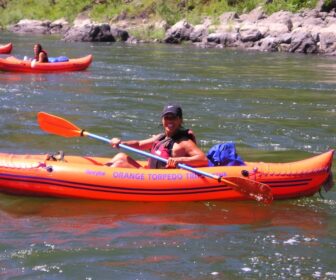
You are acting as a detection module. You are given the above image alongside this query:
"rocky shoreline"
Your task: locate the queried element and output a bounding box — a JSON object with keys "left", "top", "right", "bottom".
{"left": 6, "top": 3, "right": 336, "bottom": 56}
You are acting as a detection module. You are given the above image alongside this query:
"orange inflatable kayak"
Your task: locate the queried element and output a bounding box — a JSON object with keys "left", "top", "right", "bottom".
{"left": 0, "top": 150, "right": 333, "bottom": 201}
{"left": 0, "top": 54, "right": 92, "bottom": 72}
{"left": 0, "top": 43, "right": 12, "bottom": 54}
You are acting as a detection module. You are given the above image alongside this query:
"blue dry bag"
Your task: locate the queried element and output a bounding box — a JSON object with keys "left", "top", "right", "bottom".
{"left": 48, "top": 56, "right": 69, "bottom": 63}
{"left": 207, "top": 142, "right": 245, "bottom": 166}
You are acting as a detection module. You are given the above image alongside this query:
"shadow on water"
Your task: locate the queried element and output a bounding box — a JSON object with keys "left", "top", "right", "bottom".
{"left": 0, "top": 193, "right": 329, "bottom": 233}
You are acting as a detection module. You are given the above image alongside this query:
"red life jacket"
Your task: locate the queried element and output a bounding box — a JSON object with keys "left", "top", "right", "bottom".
{"left": 148, "top": 129, "right": 196, "bottom": 169}
{"left": 35, "top": 49, "right": 49, "bottom": 62}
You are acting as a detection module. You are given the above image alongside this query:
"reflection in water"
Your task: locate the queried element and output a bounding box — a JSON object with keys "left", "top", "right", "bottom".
{"left": 0, "top": 194, "right": 331, "bottom": 278}
{"left": 0, "top": 195, "right": 327, "bottom": 232}
{"left": 0, "top": 71, "right": 94, "bottom": 93}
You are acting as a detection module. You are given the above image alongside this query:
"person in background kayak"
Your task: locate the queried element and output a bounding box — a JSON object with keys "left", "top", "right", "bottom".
{"left": 107, "top": 104, "right": 208, "bottom": 169}
{"left": 33, "top": 43, "right": 48, "bottom": 63}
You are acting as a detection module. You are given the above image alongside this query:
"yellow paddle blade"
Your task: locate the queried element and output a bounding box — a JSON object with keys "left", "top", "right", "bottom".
{"left": 37, "top": 112, "right": 83, "bottom": 138}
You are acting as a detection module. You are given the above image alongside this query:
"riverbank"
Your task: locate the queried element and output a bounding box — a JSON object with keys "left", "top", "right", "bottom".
{"left": 2, "top": 0, "right": 336, "bottom": 56}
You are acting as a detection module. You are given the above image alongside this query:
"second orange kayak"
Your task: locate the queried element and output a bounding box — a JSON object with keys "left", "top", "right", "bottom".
{"left": 0, "top": 43, "right": 12, "bottom": 54}
{"left": 0, "top": 54, "right": 93, "bottom": 72}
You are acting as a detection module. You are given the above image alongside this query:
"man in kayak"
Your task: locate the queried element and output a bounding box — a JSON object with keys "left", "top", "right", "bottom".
{"left": 107, "top": 104, "right": 208, "bottom": 169}
{"left": 33, "top": 43, "right": 49, "bottom": 63}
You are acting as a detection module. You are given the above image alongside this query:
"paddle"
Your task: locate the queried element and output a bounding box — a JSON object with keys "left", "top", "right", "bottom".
{"left": 37, "top": 112, "right": 273, "bottom": 204}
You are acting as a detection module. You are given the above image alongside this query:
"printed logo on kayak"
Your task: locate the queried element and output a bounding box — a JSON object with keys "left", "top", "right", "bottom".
{"left": 85, "top": 170, "right": 225, "bottom": 181}
{"left": 113, "top": 172, "right": 183, "bottom": 181}
{"left": 85, "top": 170, "right": 106, "bottom": 176}
{"left": 113, "top": 171, "right": 145, "bottom": 180}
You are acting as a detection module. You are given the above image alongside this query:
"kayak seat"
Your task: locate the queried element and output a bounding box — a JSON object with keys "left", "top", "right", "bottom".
{"left": 47, "top": 150, "right": 65, "bottom": 161}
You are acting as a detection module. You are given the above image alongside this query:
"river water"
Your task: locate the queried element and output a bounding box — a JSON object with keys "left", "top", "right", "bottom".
{"left": 0, "top": 32, "right": 335, "bottom": 279}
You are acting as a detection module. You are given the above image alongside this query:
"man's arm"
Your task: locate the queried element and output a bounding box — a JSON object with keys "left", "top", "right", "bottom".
{"left": 110, "top": 134, "right": 161, "bottom": 151}
{"left": 169, "top": 139, "right": 208, "bottom": 167}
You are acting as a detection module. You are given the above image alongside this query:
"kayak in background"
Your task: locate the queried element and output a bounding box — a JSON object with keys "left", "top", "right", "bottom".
{"left": 0, "top": 54, "right": 92, "bottom": 72}
{"left": 0, "top": 43, "right": 13, "bottom": 54}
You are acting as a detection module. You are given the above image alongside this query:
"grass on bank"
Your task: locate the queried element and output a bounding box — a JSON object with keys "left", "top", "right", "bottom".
{"left": 0, "top": 0, "right": 318, "bottom": 39}
{"left": 129, "top": 25, "right": 166, "bottom": 42}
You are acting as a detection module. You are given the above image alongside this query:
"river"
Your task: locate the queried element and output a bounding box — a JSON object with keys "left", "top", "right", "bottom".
{"left": 0, "top": 32, "right": 335, "bottom": 279}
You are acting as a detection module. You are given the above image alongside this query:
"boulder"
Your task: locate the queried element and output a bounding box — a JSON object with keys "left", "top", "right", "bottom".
{"left": 190, "top": 18, "right": 212, "bottom": 42}
{"left": 88, "top": 24, "right": 115, "bottom": 42}
{"left": 207, "top": 32, "right": 239, "bottom": 47}
{"left": 63, "top": 24, "right": 92, "bottom": 42}
{"left": 289, "top": 31, "right": 318, "bottom": 53}
{"left": 239, "top": 24, "right": 263, "bottom": 42}
{"left": 110, "top": 26, "right": 129, "bottom": 41}
{"left": 63, "top": 22, "right": 129, "bottom": 42}
{"left": 164, "top": 20, "right": 194, "bottom": 43}
{"left": 256, "top": 37, "right": 280, "bottom": 52}
{"left": 8, "top": 18, "right": 69, "bottom": 35}
{"left": 50, "top": 18, "right": 70, "bottom": 34}
{"left": 190, "top": 20, "right": 212, "bottom": 42}
{"left": 318, "top": 25, "right": 336, "bottom": 53}
{"left": 8, "top": 19, "right": 51, "bottom": 34}
{"left": 257, "top": 11, "right": 293, "bottom": 37}
{"left": 278, "top": 33, "right": 292, "bottom": 44}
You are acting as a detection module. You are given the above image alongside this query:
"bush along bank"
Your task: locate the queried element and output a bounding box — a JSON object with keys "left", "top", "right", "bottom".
{"left": 7, "top": 5, "right": 336, "bottom": 56}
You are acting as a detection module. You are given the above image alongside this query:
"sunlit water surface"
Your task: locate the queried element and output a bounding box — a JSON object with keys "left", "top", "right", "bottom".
{"left": 0, "top": 32, "right": 335, "bottom": 279}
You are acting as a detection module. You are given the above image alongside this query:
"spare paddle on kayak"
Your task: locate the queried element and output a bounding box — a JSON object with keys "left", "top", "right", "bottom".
{"left": 37, "top": 112, "right": 273, "bottom": 204}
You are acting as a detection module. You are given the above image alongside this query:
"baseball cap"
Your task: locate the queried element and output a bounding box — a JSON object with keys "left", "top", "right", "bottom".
{"left": 161, "top": 104, "right": 183, "bottom": 118}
